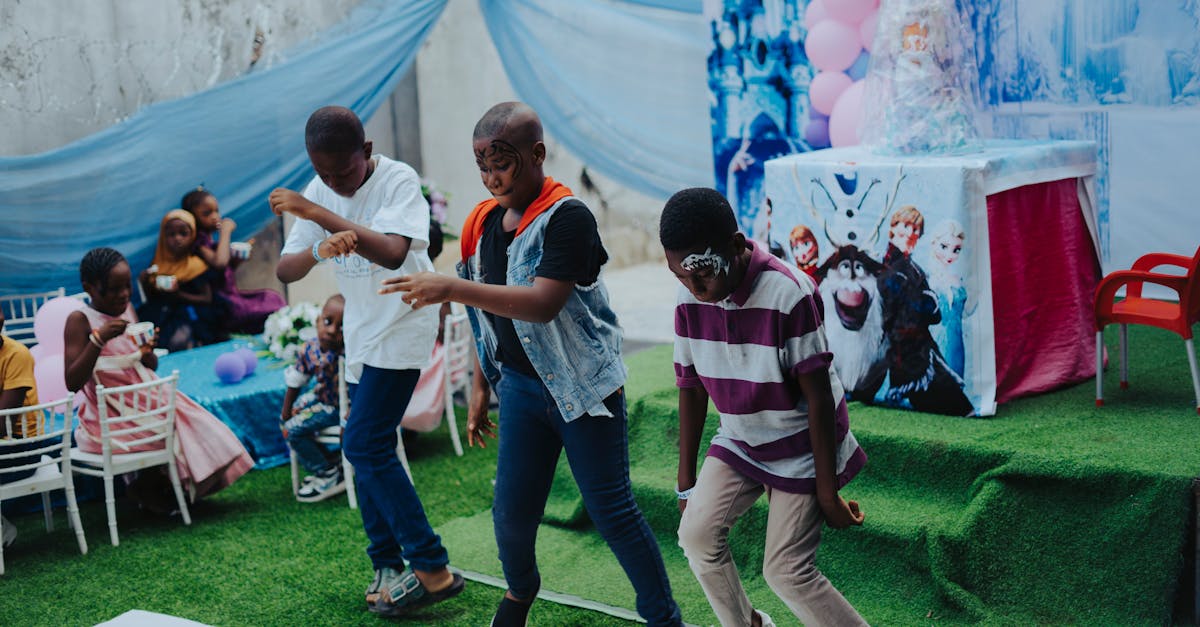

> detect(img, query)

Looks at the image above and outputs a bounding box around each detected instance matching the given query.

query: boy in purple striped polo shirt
[661,188,868,627]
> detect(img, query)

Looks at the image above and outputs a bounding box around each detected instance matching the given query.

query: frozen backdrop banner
[708,0,878,249]
[711,0,1200,274]
[764,155,986,415]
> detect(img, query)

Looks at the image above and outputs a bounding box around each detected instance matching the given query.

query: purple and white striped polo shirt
[673,241,867,494]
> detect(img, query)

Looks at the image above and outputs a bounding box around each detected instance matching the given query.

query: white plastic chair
[70,371,191,546]
[289,358,411,510]
[0,396,88,574]
[0,288,66,347]
[441,310,473,457]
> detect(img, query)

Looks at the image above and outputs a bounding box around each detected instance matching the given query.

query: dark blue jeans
[493,366,681,627]
[343,365,448,572]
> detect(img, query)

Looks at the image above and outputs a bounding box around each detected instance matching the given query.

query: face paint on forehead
[680,248,730,276]
[475,139,524,176]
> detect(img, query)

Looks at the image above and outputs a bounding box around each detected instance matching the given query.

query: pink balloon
[33,296,84,355]
[859,9,879,52]
[29,343,50,364]
[34,352,69,402]
[805,20,863,73]
[825,0,876,25]
[803,0,828,29]
[829,80,867,147]
[809,71,854,116]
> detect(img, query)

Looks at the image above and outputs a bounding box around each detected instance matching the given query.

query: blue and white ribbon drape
[0,0,448,296]
[480,0,713,199]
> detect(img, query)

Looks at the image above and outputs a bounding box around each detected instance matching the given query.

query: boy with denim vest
[381,102,682,627]
[662,188,868,627]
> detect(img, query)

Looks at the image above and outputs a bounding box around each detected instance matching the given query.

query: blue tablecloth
[159,340,290,469]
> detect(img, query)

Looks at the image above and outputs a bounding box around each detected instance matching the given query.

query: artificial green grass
[4,323,1199,625]
[441,323,1200,625]
[0,417,637,626]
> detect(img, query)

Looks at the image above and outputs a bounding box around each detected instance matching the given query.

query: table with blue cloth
[159,340,290,469]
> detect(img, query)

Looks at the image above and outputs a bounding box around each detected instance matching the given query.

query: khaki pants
[677,458,867,626]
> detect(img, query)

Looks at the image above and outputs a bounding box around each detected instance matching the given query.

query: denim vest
[456,197,626,422]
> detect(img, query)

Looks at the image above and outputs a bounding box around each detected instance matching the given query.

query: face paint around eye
[680,247,730,277]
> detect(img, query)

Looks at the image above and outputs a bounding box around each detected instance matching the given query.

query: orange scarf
[460,177,573,260]
[151,209,208,283]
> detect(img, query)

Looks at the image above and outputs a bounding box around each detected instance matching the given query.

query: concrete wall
[415,0,667,272]
[0,0,424,307]
[1,0,359,156]
[1,0,666,307]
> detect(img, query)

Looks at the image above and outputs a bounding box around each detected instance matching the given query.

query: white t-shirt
[281,155,438,379]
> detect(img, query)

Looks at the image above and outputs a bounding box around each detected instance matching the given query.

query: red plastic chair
[1094,245,1200,413]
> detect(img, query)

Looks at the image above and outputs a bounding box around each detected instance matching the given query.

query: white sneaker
[755,609,776,627]
[297,467,346,502]
[1,515,16,547]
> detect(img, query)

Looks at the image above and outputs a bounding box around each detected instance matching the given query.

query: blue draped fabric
[0,0,447,297]
[479,0,714,199]
[623,0,701,12]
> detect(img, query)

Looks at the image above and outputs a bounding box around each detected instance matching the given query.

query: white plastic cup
[155,274,177,291]
[125,322,156,347]
[230,241,253,260]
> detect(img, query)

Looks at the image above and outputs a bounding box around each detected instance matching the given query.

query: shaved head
[305,105,365,154]
[472,102,547,210]
[473,102,543,149]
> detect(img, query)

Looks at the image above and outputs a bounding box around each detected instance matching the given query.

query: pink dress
[75,305,254,500]
[401,342,445,432]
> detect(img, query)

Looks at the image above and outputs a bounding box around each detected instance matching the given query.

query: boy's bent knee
[763,557,821,592]
[677,514,725,559]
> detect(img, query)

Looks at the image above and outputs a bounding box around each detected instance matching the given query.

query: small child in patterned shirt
[281,293,345,502]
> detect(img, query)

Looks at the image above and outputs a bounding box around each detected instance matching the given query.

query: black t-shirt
[479,199,609,376]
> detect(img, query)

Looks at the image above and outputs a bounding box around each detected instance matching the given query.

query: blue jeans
[283,402,340,475]
[343,365,449,572]
[494,366,681,627]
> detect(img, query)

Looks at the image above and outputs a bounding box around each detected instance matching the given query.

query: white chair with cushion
[0,288,66,347]
[0,396,88,574]
[70,371,191,546]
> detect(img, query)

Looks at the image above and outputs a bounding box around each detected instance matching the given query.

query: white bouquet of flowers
[261,302,321,362]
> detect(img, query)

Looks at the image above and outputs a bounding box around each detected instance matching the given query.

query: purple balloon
[214,351,247,384]
[804,117,831,149]
[846,50,870,81]
[234,347,258,376]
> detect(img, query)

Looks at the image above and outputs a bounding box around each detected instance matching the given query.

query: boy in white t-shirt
[271,105,463,617]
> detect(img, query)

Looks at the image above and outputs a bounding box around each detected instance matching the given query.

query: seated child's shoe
[296,466,345,503]
[1,514,16,547]
[754,609,776,627]
[374,567,466,617]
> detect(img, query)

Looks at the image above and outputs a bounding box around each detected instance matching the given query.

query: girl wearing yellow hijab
[136,210,227,352]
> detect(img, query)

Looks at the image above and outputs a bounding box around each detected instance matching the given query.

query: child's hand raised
[318,231,358,258]
[378,272,453,309]
[268,188,320,220]
[97,319,128,342]
[220,217,237,233]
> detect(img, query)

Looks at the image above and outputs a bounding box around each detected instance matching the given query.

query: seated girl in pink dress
[181,187,285,334]
[65,247,254,512]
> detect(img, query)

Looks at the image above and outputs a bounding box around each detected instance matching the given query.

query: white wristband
[675,485,694,500]
[312,241,327,263]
